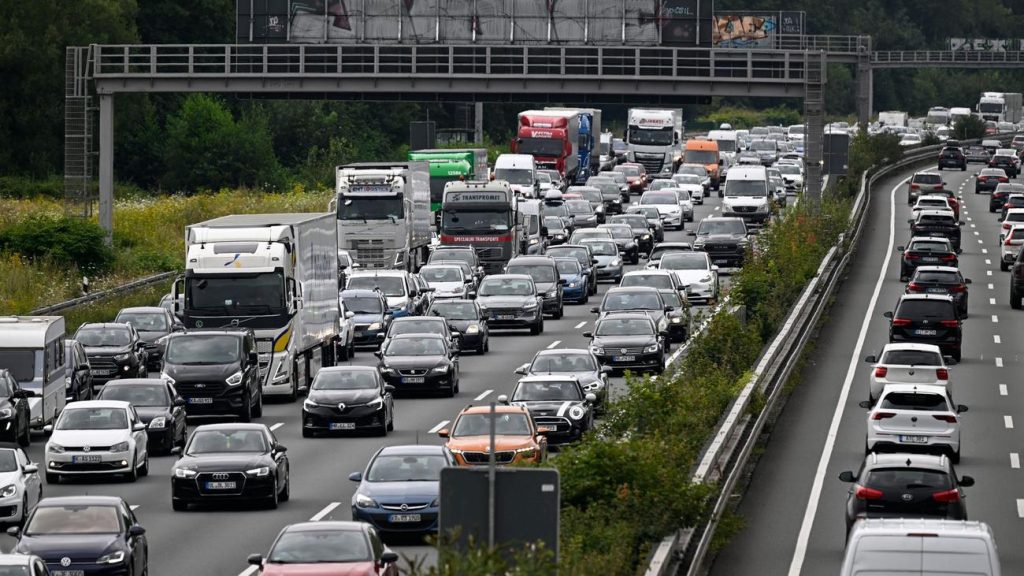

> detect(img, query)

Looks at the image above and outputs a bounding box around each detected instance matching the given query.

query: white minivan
[842,518,1001,576]
[493,154,538,198]
[721,165,771,225]
[0,316,67,430]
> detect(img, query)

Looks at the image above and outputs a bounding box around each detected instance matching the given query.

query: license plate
[188,397,213,404]
[497,314,515,320]
[403,376,425,384]
[205,481,237,490]
[329,422,356,430]
[54,571,85,576]
[921,257,938,262]
[71,455,101,464]
[900,435,929,444]
[915,329,938,336]
[613,355,636,362]
[927,287,946,293]
[389,514,422,523]
[355,331,364,338]
[713,259,728,265]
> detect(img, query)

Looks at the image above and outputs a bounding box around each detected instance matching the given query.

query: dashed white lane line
[1016,499,1024,518]
[982,248,988,254]
[996,357,1005,368]
[714,206,720,211]
[993,314,1000,323]
[1000,384,1009,396]
[475,389,493,401]
[991,298,998,305]
[978,239,984,244]
[995,335,1002,344]
[428,420,450,434]
[574,321,587,329]
[971,223,977,228]
[1006,415,1015,429]
[989,283,995,290]
[987,270,993,276]
[974,230,980,236]
[986,259,992,265]
[967,216,973,222]
[239,567,259,576]
[547,340,562,349]
[310,502,341,522]
[1012,453,1020,469]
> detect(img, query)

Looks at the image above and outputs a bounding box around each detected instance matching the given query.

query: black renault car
[505,376,596,445]
[908,210,963,252]
[584,312,667,374]
[96,378,188,455]
[10,496,147,576]
[301,366,394,437]
[171,423,290,511]
[884,294,963,362]
[897,237,958,282]
[427,299,490,354]
[73,323,148,385]
[474,274,545,334]
[375,333,459,397]
[340,289,393,349]
[689,217,750,268]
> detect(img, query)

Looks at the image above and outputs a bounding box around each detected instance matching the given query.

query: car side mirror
[381,551,400,564]
[437,428,449,438]
[711,265,720,271]
[591,258,599,265]
[514,364,529,375]
[132,423,146,432]
[173,397,186,407]
[664,305,674,312]
[687,231,697,237]
[42,425,52,434]
[864,355,877,363]
[384,385,395,394]
[838,471,856,482]
[585,393,597,403]
[11,390,27,400]
[582,331,593,338]
[858,400,872,409]
[373,351,382,358]
[590,307,600,314]
[907,219,914,224]
[943,355,958,366]
[896,246,905,252]
[6,526,19,538]
[22,464,37,474]
[882,311,893,319]
[348,471,363,482]
[959,475,975,487]
[965,278,972,284]
[128,525,146,537]
[957,404,969,413]
[600,366,612,374]
[345,311,355,319]
[376,333,386,340]
[558,278,568,286]
[247,554,263,567]
[274,444,288,453]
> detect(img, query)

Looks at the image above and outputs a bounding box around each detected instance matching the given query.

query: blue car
[554,257,589,304]
[340,289,393,349]
[349,445,453,535]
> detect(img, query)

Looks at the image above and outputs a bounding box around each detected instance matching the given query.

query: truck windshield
[979,102,1003,114]
[442,209,511,233]
[338,196,404,221]
[494,168,533,185]
[714,140,737,152]
[725,180,767,197]
[685,150,718,164]
[517,138,564,157]
[0,350,35,382]
[165,335,241,364]
[187,273,286,315]
[628,127,674,146]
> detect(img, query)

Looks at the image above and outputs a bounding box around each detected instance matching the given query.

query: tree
[136,0,233,43]
[952,115,986,140]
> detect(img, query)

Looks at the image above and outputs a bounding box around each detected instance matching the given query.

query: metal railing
[873,50,1024,66]
[29,271,176,316]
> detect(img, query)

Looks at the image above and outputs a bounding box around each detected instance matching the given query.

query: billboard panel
[712,14,777,48]
[551,0,588,43]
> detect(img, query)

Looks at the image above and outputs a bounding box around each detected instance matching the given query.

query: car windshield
[347,276,405,297]
[390,320,445,336]
[98,384,169,407]
[616,166,641,177]
[544,216,567,230]
[542,204,570,218]
[268,530,371,564]
[429,302,477,320]
[685,150,718,164]
[385,338,446,356]
[506,264,557,284]
[338,195,403,221]
[116,312,168,332]
[566,201,592,215]
[478,278,533,296]
[366,454,447,482]
[602,292,662,311]
[530,353,596,373]
[513,380,582,401]
[56,407,128,430]
[546,247,586,263]
[661,253,709,270]
[430,250,476,266]
[75,327,130,347]
[420,267,462,283]
[881,350,942,365]
[442,208,511,233]
[453,413,532,436]
[777,165,801,175]
[556,260,581,274]
[918,214,955,225]
[751,140,776,152]
[908,241,950,253]
[581,241,617,256]
[641,193,678,205]
[698,220,746,235]
[580,190,603,203]
[661,291,683,308]
[343,296,383,314]
[311,369,377,391]
[596,318,654,336]
[880,392,949,411]
[188,429,268,454]
[494,168,533,185]
[678,165,707,178]
[674,174,702,186]
[649,246,691,260]
[165,335,241,365]
[603,227,633,240]
[592,182,621,197]
[674,190,691,201]
[621,274,673,290]
[1006,213,1024,222]
[26,505,121,535]
[0,450,18,473]
[726,180,767,197]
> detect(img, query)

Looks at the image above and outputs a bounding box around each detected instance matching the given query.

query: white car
[336,299,355,360]
[44,400,149,483]
[911,195,954,219]
[899,134,923,147]
[659,252,719,303]
[999,208,1024,242]
[1001,223,1024,271]
[671,174,705,204]
[419,264,470,299]
[673,187,701,221]
[0,445,41,525]
[864,384,964,462]
[996,148,1021,169]
[775,163,804,191]
[863,343,953,404]
[639,191,684,230]
[0,555,49,576]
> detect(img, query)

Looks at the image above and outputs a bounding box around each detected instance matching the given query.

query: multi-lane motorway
[712,161,1022,575]
[2,192,731,576]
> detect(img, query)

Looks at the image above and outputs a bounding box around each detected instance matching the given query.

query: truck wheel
[284,362,298,403]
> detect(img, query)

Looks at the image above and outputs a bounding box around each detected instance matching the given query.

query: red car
[248,521,399,576]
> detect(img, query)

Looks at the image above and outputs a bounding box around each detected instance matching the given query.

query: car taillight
[872,411,897,420]
[874,366,888,378]
[932,489,961,503]
[1001,177,1010,182]
[936,368,949,380]
[979,176,989,182]
[910,184,920,189]
[891,318,912,327]
[949,284,966,293]
[933,414,958,423]
[907,282,924,292]
[940,319,959,328]
[855,485,884,500]
[1006,236,1016,246]
[1003,222,1012,229]
[905,253,921,261]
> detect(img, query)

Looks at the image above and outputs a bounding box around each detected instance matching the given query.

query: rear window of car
[895,299,955,319]
[863,468,952,491]
[1006,213,1024,222]
[1010,228,1024,241]
[913,271,960,283]
[918,214,955,225]
[913,174,941,184]
[994,155,1015,162]
[909,241,950,253]
[881,349,942,365]
[880,392,949,411]
[941,150,961,157]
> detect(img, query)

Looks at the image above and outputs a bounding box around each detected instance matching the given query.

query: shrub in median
[0,214,113,274]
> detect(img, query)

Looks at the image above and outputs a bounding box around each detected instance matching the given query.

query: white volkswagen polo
[44,400,149,483]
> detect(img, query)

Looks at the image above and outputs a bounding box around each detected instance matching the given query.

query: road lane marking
[1012,453,1020,469]
[574,321,587,329]
[475,390,493,401]
[971,223,977,228]
[974,230,980,236]
[978,239,983,244]
[967,216,973,222]
[238,567,259,576]
[787,176,908,576]
[986,259,992,265]
[989,283,995,290]
[993,314,1000,323]
[270,423,283,431]
[1000,384,1008,396]
[987,270,993,276]
[995,335,1002,344]
[310,502,341,522]
[1006,415,1014,429]
[982,248,988,254]
[991,298,998,305]
[428,420,449,434]
[1017,499,1024,518]
[547,340,562,349]
[996,357,1004,367]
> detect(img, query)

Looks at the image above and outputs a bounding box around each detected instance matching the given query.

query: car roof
[507,256,556,265]
[377,444,446,457]
[880,383,951,395]
[518,375,580,384]
[350,270,407,277]
[64,400,131,410]
[482,273,533,281]
[863,452,950,471]
[898,293,954,302]
[117,307,167,314]
[392,316,446,323]
[917,209,955,217]
[78,322,130,330]
[37,495,125,507]
[624,270,674,277]
[909,236,952,244]
[391,332,445,340]
[849,518,994,537]
[534,348,591,357]
[282,521,368,533]
[913,266,960,273]
[192,422,269,432]
[606,286,662,294]
[340,289,384,298]
[880,342,943,353]
[101,378,167,387]
[318,365,377,373]
[460,404,530,415]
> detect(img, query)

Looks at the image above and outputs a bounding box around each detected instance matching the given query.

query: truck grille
[475,246,503,260]
[634,154,665,174]
[350,239,390,268]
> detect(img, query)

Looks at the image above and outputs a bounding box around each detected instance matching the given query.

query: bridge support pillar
[804,51,826,212]
[856,61,873,131]
[475,101,484,145]
[98,93,114,245]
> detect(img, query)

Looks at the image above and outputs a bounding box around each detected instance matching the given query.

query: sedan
[114,306,179,372]
[348,445,452,535]
[378,316,460,355]
[660,252,720,304]
[0,444,41,527]
[95,379,187,456]
[301,366,394,437]
[585,312,667,374]
[247,521,398,576]
[863,343,953,405]
[862,384,966,462]
[990,182,1024,213]
[545,245,598,295]
[376,333,459,397]
[427,299,489,354]
[579,240,623,283]
[625,206,666,242]
[474,275,544,335]
[610,214,657,253]
[171,423,290,510]
[44,401,148,484]
[514,348,609,411]
[0,371,33,447]
[975,168,1008,196]
[418,264,472,300]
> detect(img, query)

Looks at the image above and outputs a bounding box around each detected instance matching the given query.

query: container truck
[513,110,581,184]
[440,180,521,274]
[544,107,602,182]
[626,108,684,177]
[408,149,488,214]
[173,213,341,401]
[332,162,432,271]
[978,92,1023,123]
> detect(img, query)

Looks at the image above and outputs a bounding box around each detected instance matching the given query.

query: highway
[711,161,1022,575]
[1,193,731,576]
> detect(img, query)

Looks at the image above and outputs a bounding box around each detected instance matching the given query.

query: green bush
[0,176,63,200]
[953,115,986,140]
[0,215,113,273]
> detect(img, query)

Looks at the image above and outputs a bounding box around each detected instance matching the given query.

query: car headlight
[671,317,682,324]
[610,258,622,267]
[114,353,132,362]
[523,300,539,309]
[644,344,661,353]
[466,324,480,334]
[568,281,580,288]
[65,376,72,390]
[0,408,12,419]
[245,466,270,477]
[366,397,384,410]
[225,371,243,386]
[544,290,557,299]
[430,498,439,507]
[590,345,605,355]
[0,484,16,498]
[148,417,166,429]
[355,493,378,509]
[657,319,668,331]
[555,234,565,240]
[111,442,129,453]
[642,234,651,240]
[160,372,175,385]
[303,398,322,410]
[514,447,537,458]
[529,237,540,245]
[368,322,382,331]
[431,364,450,374]
[48,443,64,454]
[97,550,125,565]
[379,367,397,375]
[568,405,587,421]
[174,467,197,478]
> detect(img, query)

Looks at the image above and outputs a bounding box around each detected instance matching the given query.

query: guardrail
[647,133,1015,576]
[872,50,1024,67]
[29,271,175,316]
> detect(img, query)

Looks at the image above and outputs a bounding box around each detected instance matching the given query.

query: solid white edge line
[547,340,562,349]
[787,176,909,576]
[574,321,587,329]
[238,566,259,576]
[428,420,450,434]
[310,501,341,522]
[1012,453,1020,469]
[1000,384,1008,396]
[475,389,493,401]
[1005,415,1014,429]
[270,422,284,431]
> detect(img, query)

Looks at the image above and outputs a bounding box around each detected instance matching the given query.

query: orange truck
[683,139,723,191]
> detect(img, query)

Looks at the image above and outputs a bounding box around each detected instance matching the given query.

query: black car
[884,294,963,361]
[64,339,93,403]
[301,366,394,437]
[545,245,598,295]
[340,289,393,349]
[990,154,1019,178]
[159,329,263,421]
[625,206,666,242]
[565,199,598,229]
[587,179,624,214]
[906,266,971,316]
[505,376,596,445]
[584,312,667,373]
[897,237,958,281]
[975,168,1008,196]
[95,379,187,455]
[610,214,656,254]
[114,306,181,372]
[171,423,290,510]
[839,453,972,536]
[378,316,460,355]
[593,287,673,340]
[908,211,963,252]
[689,217,749,268]
[10,496,147,576]
[598,224,641,264]
[427,299,489,354]
[1012,244,1024,309]
[475,274,545,334]
[543,216,572,245]
[0,370,32,447]
[375,333,459,397]
[937,147,966,171]
[644,242,694,269]
[990,182,1024,212]
[73,323,148,385]
[505,256,566,319]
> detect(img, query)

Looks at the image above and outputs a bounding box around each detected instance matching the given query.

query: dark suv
[689,217,749,268]
[909,211,963,252]
[937,147,966,171]
[990,154,1019,178]
[989,182,1024,212]
[159,329,263,421]
[884,294,963,361]
[504,256,566,319]
[897,237,958,282]
[73,323,148,384]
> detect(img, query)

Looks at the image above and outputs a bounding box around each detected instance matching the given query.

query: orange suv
[439,404,548,466]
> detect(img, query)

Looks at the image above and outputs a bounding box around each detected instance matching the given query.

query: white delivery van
[842,518,1001,576]
[0,316,67,430]
[707,129,739,165]
[721,165,771,225]
[493,154,538,198]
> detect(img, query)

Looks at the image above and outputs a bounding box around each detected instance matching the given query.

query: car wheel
[265,481,279,510]
[239,392,252,423]
[1002,260,1010,272]
[139,453,149,477]
[302,427,314,438]
[285,367,298,403]
[279,473,290,502]
[386,406,395,432]
[253,389,264,418]
[171,499,188,512]
[530,322,541,335]
[338,339,350,361]
[1012,288,1022,309]
[950,447,961,464]
[127,453,139,483]
[553,306,563,320]
[45,472,59,484]
[864,438,871,456]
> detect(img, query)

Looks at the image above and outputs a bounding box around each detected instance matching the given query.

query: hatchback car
[0,371,33,447]
[610,214,658,253]
[554,258,589,304]
[375,333,459,397]
[659,252,720,304]
[506,376,596,445]
[989,181,1024,212]
[514,348,609,411]
[95,378,187,455]
[998,208,1024,242]
[474,274,545,334]
[863,384,966,462]
[906,172,944,206]
[905,266,971,316]
[863,343,953,405]
[624,206,666,242]
[44,400,148,483]
[64,339,93,403]
[114,306,179,372]
[597,224,641,263]
[579,239,623,283]
[908,211,963,252]
[247,521,398,576]
[339,289,393,349]
[990,154,1018,178]
[937,147,966,171]
[505,256,565,319]
[545,244,598,295]
[73,323,148,384]
[377,316,460,355]
[897,237,958,281]
[1001,224,1024,271]
[418,264,471,300]
[348,445,452,535]
[884,294,963,361]
[426,299,489,354]
[965,145,990,164]
[0,444,40,526]
[301,366,394,437]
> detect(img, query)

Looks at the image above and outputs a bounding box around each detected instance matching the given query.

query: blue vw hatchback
[553,257,589,304]
[348,445,452,535]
